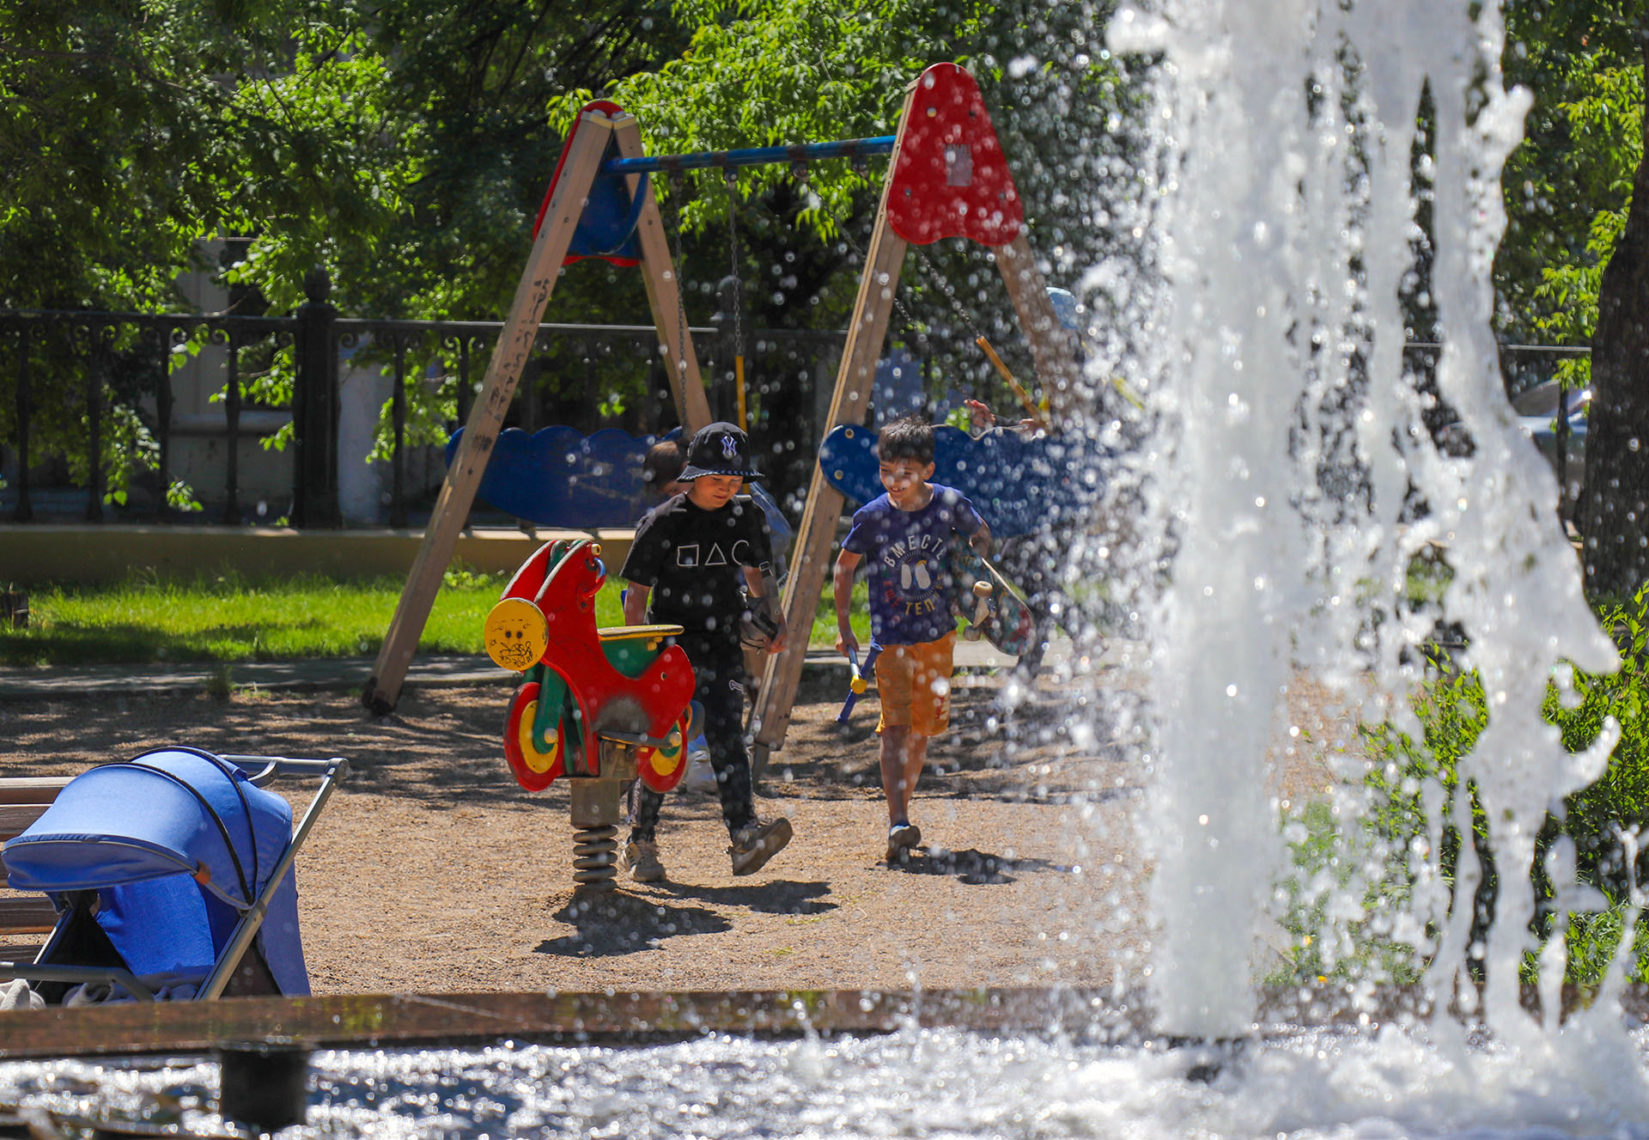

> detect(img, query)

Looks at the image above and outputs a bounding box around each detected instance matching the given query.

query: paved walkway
[0,639,1055,701]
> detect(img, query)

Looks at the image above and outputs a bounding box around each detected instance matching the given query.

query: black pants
[629,632,756,842]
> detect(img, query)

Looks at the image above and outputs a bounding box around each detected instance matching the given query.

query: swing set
[363,64,1085,768]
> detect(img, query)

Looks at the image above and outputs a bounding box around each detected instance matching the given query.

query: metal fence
[0,274,1590,530]
[0,272,848,529]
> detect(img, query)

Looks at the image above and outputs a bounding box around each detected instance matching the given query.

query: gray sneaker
[728,818,792,876]
[619,839,666,883]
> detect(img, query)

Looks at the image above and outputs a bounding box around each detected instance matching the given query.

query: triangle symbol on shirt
[704,542,730,567]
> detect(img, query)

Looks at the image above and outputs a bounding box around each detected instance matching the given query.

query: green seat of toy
[597,624,684,678]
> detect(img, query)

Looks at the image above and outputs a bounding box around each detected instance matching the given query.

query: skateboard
[947,542,1037,658]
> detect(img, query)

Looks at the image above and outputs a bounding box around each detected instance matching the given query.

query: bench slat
[0,781,68,935]
[0,804,52,843]
[0,778,71,806]
[0,896,57,935]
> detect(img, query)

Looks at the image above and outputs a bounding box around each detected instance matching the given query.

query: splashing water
[5,1,1649,1135]
[1110,0,1628,1059]
[8,1028,1649,1138]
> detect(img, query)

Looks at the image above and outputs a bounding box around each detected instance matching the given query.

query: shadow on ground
[782,684,1146,807]
[655,879,834,916]
[889,847,1072,885]
[535,892,732,958]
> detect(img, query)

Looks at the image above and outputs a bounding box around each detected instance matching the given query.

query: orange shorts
[874,632,956,736]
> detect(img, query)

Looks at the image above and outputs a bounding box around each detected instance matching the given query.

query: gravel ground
[0,661,1350,996]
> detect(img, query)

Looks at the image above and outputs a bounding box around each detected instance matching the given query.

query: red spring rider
[484,538,696,892]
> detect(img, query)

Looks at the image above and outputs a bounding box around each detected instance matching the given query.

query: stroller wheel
[504,682,563,791]
[638,710,693,793]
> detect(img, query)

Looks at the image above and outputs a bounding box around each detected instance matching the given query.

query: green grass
[811,578,870,650]
[0,569,618,667]
[0,568,868,667]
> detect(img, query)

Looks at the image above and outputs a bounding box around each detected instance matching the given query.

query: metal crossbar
[602,135,896,175]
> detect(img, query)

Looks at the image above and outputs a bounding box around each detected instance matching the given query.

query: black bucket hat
[679,421,763,481]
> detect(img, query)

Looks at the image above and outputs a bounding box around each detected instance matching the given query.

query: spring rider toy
[484,538,695,892]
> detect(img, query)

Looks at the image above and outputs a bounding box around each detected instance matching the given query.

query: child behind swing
[832,415,990,864]
[617,422,793,882]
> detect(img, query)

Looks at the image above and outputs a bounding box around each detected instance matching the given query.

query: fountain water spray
[1108,0,1625,1048]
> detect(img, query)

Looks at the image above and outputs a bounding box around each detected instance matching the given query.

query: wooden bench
[0,777,73,938]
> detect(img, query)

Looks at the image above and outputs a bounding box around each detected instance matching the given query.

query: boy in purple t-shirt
[832,416,990,864]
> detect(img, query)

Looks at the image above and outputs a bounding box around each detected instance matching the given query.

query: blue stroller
[0,747,348,1003]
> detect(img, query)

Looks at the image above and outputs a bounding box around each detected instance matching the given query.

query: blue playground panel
[448,425,793,544]
[816,423,1107,538]
[449,425,658,529]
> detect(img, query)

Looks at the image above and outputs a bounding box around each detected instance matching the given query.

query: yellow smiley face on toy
[484,597,550,672]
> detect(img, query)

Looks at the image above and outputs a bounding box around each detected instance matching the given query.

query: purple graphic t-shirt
[841,483,985,646]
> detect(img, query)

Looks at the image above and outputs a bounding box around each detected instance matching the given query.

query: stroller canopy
[3,747,309,995]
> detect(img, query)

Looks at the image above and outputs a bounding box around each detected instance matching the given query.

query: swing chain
[724,171,745,369]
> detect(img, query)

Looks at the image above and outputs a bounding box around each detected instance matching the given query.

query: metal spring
[572,823,618,892]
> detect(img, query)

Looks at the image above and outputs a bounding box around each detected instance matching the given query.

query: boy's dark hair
[877,415,934,465]
[642,439,686,491]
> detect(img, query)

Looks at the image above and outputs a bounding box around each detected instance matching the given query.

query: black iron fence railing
[0,273,849,529]
[0,274,1590,531]
[0,309,296,525]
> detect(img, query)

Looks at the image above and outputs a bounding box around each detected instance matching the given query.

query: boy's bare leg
[902,731,931,820]
[879,726,932,825]
[879,725,909,823]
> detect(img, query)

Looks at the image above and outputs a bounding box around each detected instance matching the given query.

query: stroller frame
[0,751,348,1003]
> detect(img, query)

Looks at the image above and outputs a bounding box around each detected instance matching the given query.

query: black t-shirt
[619,492,775,638]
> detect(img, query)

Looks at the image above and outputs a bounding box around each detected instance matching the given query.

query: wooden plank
[362,110,618,715]
[993,233,1083,423]
[0,986,1129,1059]
[0,803,50,841]
[0,896,56,934]
[610,116,714,435]
[0,778,70,807]
[749,113,915,770]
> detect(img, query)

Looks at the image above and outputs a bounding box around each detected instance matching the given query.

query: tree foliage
[6,0,1643,559]
[1496,1,1648,598]
[1,0,1141,510]
[1501,0,1644,370]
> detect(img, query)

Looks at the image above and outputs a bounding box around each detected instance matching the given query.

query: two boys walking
[617,415,988,879]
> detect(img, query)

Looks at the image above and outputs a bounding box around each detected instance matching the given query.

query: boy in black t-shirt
[617,422,792,881]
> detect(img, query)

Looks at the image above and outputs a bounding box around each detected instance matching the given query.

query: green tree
[0,2,232,310]
[552,0,1138,404]
[0,1,701,500]
[1500,0,1644,352]
[1498,1,1649,598]
[1,0,1136,510]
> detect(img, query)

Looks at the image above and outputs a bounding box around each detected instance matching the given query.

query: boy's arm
[832,549,862,655]
[741,565,787,654]
[623,584,650,625]
[969,521,993,558]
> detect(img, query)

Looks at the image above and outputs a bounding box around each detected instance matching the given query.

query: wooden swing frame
[363,109,711,714]
[363,69,1082,740]
[747,71,1082,774]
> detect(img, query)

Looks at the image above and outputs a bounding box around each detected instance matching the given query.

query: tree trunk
[1582,33,1649,598]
